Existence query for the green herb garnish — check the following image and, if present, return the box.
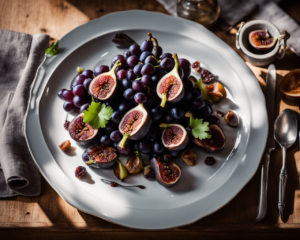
[45,40,59,56]
[187,113,211,140]
[83,101,113,129]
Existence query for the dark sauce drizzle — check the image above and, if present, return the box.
[101,179,145,189]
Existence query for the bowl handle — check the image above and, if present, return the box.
[276,30,290,60]
[235,22,245,50]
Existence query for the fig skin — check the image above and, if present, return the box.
[279,69,300,101]
[194,124,226,152]
[85,145,117,169]
[68,113,98,146]
[160,123,189,151]
[150,157,181,187]
[114,159,128,180]
[181,147,196,166]
[126,151,143,174]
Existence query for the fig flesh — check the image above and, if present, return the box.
[249,30,285,51]
[156,53,184,107]
[125,151,143,174]
[68,113,98,146]
[118,103,151,148]
[85,145,117,168]
[160,123,188,151]
[194,124,226,152]
[88,60,121,101]
[204,82,227,103]
[224,110,239,127]
[181,147,196,166]
[150,157,181,187]
[279,69,300,101]
[114,159,128,180]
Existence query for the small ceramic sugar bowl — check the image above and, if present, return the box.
[236,20,289,67]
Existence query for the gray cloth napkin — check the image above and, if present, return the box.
[158,0,300,56]
[0,29,49,198]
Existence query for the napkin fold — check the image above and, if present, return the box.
[158,0,300,56]
[0,29,49,198]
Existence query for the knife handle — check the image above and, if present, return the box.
[256,153,270,222]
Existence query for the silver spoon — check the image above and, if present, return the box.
[274,109,297,218]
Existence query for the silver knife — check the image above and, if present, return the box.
[256,64,276,222]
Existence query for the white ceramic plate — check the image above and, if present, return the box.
[25,10,268,229]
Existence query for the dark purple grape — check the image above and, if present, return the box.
[197,105,212,118]
[152,46,163,58]
[144,94,157,109]
[160,53,174,65]
[167,149,182,158]
[81,69,94,79]
[160,58,173,71]
[94,65,109,76]
[117,69,127,81]
[132,80,146,93]
[153,141,165,155]
[62,90,74,101]
[164,102,171,111]
[127,69,136,80]
[123,50,132,59]
[151,75,160,86]
[204,100,213,112]
[163,112,173,123]
[140,40,153,52]
[192,99,205,110]
[79,103,89,113]
[179,59,191,79]
[73,95,89,108]
[144,55,157,65]
[141,75,152,86]
[138,139,153,154]
[73,84,87,96]
[122,79,132,89]
[178,66,184,79]
[111,111,122,124]
[184,80,194,91]
[192,88,202,100]
[105,101,118,110]
[162,154,172,164]
[129,44,141,57]
[139,51,153,63]
[101,134,113,146]
[151,107,163,121]
[183,91,192,102]
[127,55,139,69]
[134,92,147,104]
[104,121,117,132]
[58,89,66,100]
[155,68,165,78]
[123,88,135,101]
[111,54,127,70]
[147,127,160,141]
[110,130,123,143]
[83,78,92,90]
[117,145,132,156]
[205,115,220,125]
[118,102,133,114]
[72,75,87,88]
[133,64,144,77]
[141,63,155,76]
[82,150,90,162]
[171,107,184,120]
[63,101,77,113]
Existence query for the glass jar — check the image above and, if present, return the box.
[177,0,220,28]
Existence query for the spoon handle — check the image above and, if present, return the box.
[278,147,287,217]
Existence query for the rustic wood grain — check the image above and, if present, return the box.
[0,0,300,239]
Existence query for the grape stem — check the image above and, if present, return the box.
[85,160,97,166]
[159,123,169,128]
[118,132,130,149]
[77,66,84,73]
[147,32,153,41]
[160,93,167,108]
[111,60,122,73]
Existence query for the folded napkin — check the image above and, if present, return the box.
[158,0,300,56]
[0,29,49,198]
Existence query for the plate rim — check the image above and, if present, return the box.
[24,10,268,229]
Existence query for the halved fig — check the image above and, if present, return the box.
[68,113,98,146]
[114,159,128,180]
[279,69,300,101]
[156,53,184,107]
[195,79,226,103]
[160,123,188,151]
[194,124,226,152]
[85,145,117,168]
[125,151,143,174]
[118,103,151,148]
[249,30,285,51]
[181,147,196,166]
[224,110,239,127]
[88,60,121,101]
[150,157,181,187]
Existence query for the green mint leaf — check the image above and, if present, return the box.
[190,117,211,140]
[83,101,113,129]
[45,40,59,56]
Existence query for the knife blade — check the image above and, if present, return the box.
[256,64,276,222]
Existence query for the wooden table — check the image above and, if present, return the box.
[1,0,300,239]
